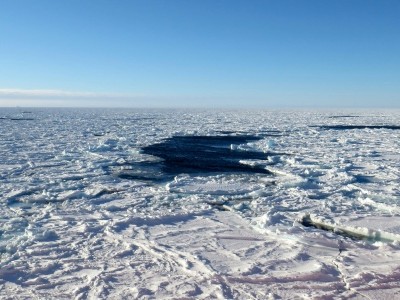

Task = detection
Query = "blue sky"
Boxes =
[0,0,399,107]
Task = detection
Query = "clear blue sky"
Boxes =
[0,0,399,107]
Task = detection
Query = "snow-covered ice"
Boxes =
[1,107,400,299]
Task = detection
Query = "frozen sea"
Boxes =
[1,107,400,299]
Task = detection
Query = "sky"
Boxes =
[0,0,399,108]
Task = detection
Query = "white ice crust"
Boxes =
[1,108,400,299]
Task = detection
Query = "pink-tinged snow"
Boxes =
[1,108,400,299]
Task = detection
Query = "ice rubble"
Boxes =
[1,107,400,299]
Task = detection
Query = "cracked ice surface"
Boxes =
[1,107,400,299]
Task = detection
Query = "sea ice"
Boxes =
[1,107,400,299]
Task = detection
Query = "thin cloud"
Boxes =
[0,88,136,99]
[0,88,152,107]
[0,88,260,108]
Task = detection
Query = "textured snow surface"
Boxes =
[1,108,400,299]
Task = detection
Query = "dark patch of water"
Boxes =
[9,118,35,121]
[142,135,270,173]
[117,135,274,181]
[93,132,106,136]
[312,125,400,130]
[216,130,283,136]
[327,115,359,119]
[216,130,236,134]
[352,174,375,184]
